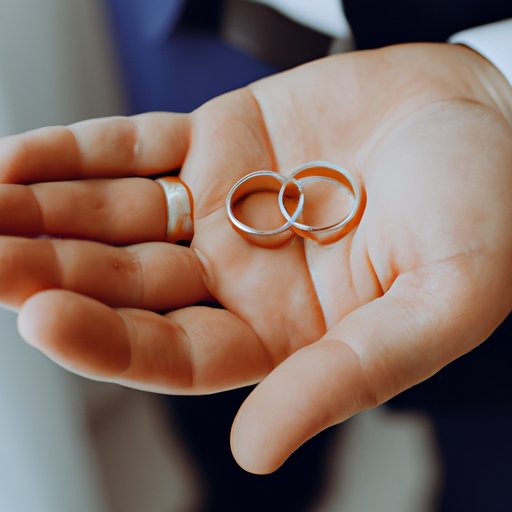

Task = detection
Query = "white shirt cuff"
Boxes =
[449,19,512,87]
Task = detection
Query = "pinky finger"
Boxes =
[18,290,272,393]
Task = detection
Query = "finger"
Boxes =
[0,112,190,184]
[231,253,512,473]
[18,290,272,393]
[0,237,210,310]
[0,178,168,244]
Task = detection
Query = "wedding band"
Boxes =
[225,161,363,247]
[226,170,304,247]
[155,176,194,243]
[279,161,362,245]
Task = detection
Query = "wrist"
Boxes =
[450,43,512,126]
[374,43,512,125]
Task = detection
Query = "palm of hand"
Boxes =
[189,44,511,392]
[1,43,511,473]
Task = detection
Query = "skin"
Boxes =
[0,43,511,474]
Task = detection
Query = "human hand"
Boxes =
[1,43,511,473]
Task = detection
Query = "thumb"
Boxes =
[230,254,511,474]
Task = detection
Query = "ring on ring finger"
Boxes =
[155,176,194,243]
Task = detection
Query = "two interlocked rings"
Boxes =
[226,161,363,247]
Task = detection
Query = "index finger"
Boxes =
[0,112,190,184]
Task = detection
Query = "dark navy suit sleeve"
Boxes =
[342,0,512,49]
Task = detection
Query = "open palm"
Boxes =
[1,43,511,473]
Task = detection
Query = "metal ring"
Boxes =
[278,161,362,245]
[155,176,194,243]
[225,170,304,245]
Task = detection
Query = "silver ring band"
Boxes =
[225,171,304,245]
[225,161,363,247]
[278,161,361,244]
[155,176,194,243]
